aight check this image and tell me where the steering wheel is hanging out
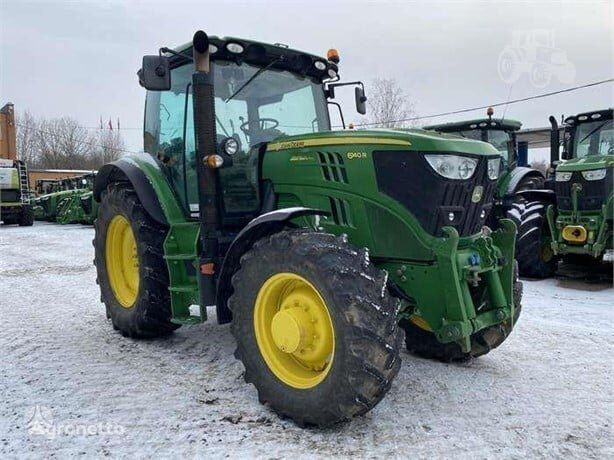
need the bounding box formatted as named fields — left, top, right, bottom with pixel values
left=240, top=118, right=279, bottom=135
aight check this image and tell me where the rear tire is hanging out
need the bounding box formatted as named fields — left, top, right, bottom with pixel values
left=229, top=230, right=403, bottom=427
left=508, top=201, right=557, bottom=278
left=401, top=263, right=523, bottom=362
left=94, top=183, right=179, bottom=338
left=18, top=205, right=34, bottom=226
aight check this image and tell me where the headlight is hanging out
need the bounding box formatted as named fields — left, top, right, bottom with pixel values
left=222, top=137, right=239, bottom=155
left=555, top=171, right=573, bottom=182
left=581, top=169, right=606, bottom=181
left=424, top=154, right=478, bottom=180
left=487, top=157, right=501, bottom=180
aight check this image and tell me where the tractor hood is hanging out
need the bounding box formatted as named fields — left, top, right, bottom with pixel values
left=556, top=154, right=614, bottom=172
left=266, top=128, right=501, bottom=157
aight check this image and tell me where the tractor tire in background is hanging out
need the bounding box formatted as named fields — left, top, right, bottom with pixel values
left=19, top=205, right=34, bottom=226
left=401, top=262, right=523, bottom=362
left=1, top=214, right=17, bottom=225
left=94, top=182, right=179, bottom=338
left=229, top=230, right=403, bottom=427
left=508, top=201, right=557, bottom=278
left=516, top=175, right=544, bottom=195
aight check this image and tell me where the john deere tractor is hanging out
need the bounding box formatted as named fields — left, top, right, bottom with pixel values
left=94, top=31, right=522, bottom=427
left=35, top=174, right=96, bottom=223
left=55, top=172, right=98, bottom=224
left=0, top=158, right=34, bottom=226
left=509, top=108, right=613, bottom=277
left=425, top=108, right=545, bottom=224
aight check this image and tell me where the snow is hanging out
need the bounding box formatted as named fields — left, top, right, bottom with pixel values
left=1, top=222, right=612, bottom=458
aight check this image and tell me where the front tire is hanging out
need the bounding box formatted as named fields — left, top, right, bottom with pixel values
left=508, top=201, right=557, bottom=278
left=229, top=230, right=403, bottom=427
left=94, top=183, right=179, bottom=338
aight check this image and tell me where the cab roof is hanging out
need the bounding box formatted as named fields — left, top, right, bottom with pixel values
left=424, top=118, right=522, bottom=132
left=564, top=108, right=613, bottom=126
left=167, top=35, right=338, bottom=83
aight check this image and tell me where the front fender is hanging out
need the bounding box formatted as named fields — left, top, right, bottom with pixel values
left=215, top=207, right=327, bottom=324
left=504, top=167, right=545, bottom=197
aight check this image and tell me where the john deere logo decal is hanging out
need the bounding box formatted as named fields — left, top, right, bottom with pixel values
left=471, top=186, right=483, bottom=203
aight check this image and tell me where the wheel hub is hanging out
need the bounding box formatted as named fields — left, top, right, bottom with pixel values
left=254, top=273, right=335, bottom=389
left=105, top=214, right=139, bottom=308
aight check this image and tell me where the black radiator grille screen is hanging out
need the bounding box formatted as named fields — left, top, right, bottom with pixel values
left=555, top=169, right=612, bottom=211
left=373, top=151, right=496, bottom=237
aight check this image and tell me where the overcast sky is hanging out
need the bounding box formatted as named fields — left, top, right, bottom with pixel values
left=1, top=0, right=612, bottom=161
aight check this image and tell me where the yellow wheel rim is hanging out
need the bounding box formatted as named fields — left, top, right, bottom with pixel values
left=105, top=215, right=139, bottom=308
left=254, top=273, right=334, bottom=389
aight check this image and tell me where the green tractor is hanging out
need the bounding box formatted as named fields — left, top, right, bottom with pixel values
left=94, top=31, right=522, bottom=427
left=56, top=172, right=98, bottom=224
left=0, top=159, right=34, bottom=226
left=424, top=108, right=545, bottom=224
left=509, top=108, right=613, bottom=277
left=35, top=174, right=95, bottom=223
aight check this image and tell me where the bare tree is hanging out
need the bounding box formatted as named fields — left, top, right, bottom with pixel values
left=366, top=78, right=417, bottom=128
left=90, top=130, right=125, bottom=167
left=36, top=117, right=94, bottom=169
left=15, top=111, right=41, bottom=167
left=16, top=111, right=125, bottom=170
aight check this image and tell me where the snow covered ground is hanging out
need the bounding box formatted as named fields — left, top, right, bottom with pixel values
left=1, top=222, right=612, bottom=458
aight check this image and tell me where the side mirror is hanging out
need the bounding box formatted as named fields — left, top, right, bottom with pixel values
left=355, top=87, right=367, bottom=115
left=138, top=55, right=171, bottom=91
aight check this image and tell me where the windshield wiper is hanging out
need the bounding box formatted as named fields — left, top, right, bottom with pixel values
left=225, top=57, right=283, bottom=103
left=579, top=121, right=608, bottom=145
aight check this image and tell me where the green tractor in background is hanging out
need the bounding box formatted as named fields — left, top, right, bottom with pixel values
left=0, top=159, right=34, bottom=226
left=35, top=173, right=96, bottom=223
left=424, top=108, right=545, bottom=225
left=93, top=31, right=522, bottom=427
left=55, top=172, right=97, bottom=224
left=509, top=108, right=613, bottom=278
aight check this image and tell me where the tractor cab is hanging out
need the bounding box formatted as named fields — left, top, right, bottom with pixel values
left=424, top=109, right=522, bottom=167
left=141, top=36, right=363, bottom=224
left=561, top=109, right=613, bottom=161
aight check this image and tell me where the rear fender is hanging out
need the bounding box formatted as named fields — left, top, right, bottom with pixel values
left=94, top=154, right=185, bottom=225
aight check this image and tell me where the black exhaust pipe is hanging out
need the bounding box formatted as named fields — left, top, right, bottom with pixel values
left=549, top=115, right=559, bottom=166
left=192, top=30, right=219, bottom=306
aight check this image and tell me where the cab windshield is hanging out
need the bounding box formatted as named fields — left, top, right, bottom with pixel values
left=212, top=60, right=331, bottom=148
left=572, top=120, right=613, bottom=158
left=456, top=129, right=511, bottom=161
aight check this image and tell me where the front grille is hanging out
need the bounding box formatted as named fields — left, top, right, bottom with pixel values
left=373, top=151, right=496, bottom=237
left=0, top=190, right=20, bottom=203
left=555, top=169, right=612, bottom=211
